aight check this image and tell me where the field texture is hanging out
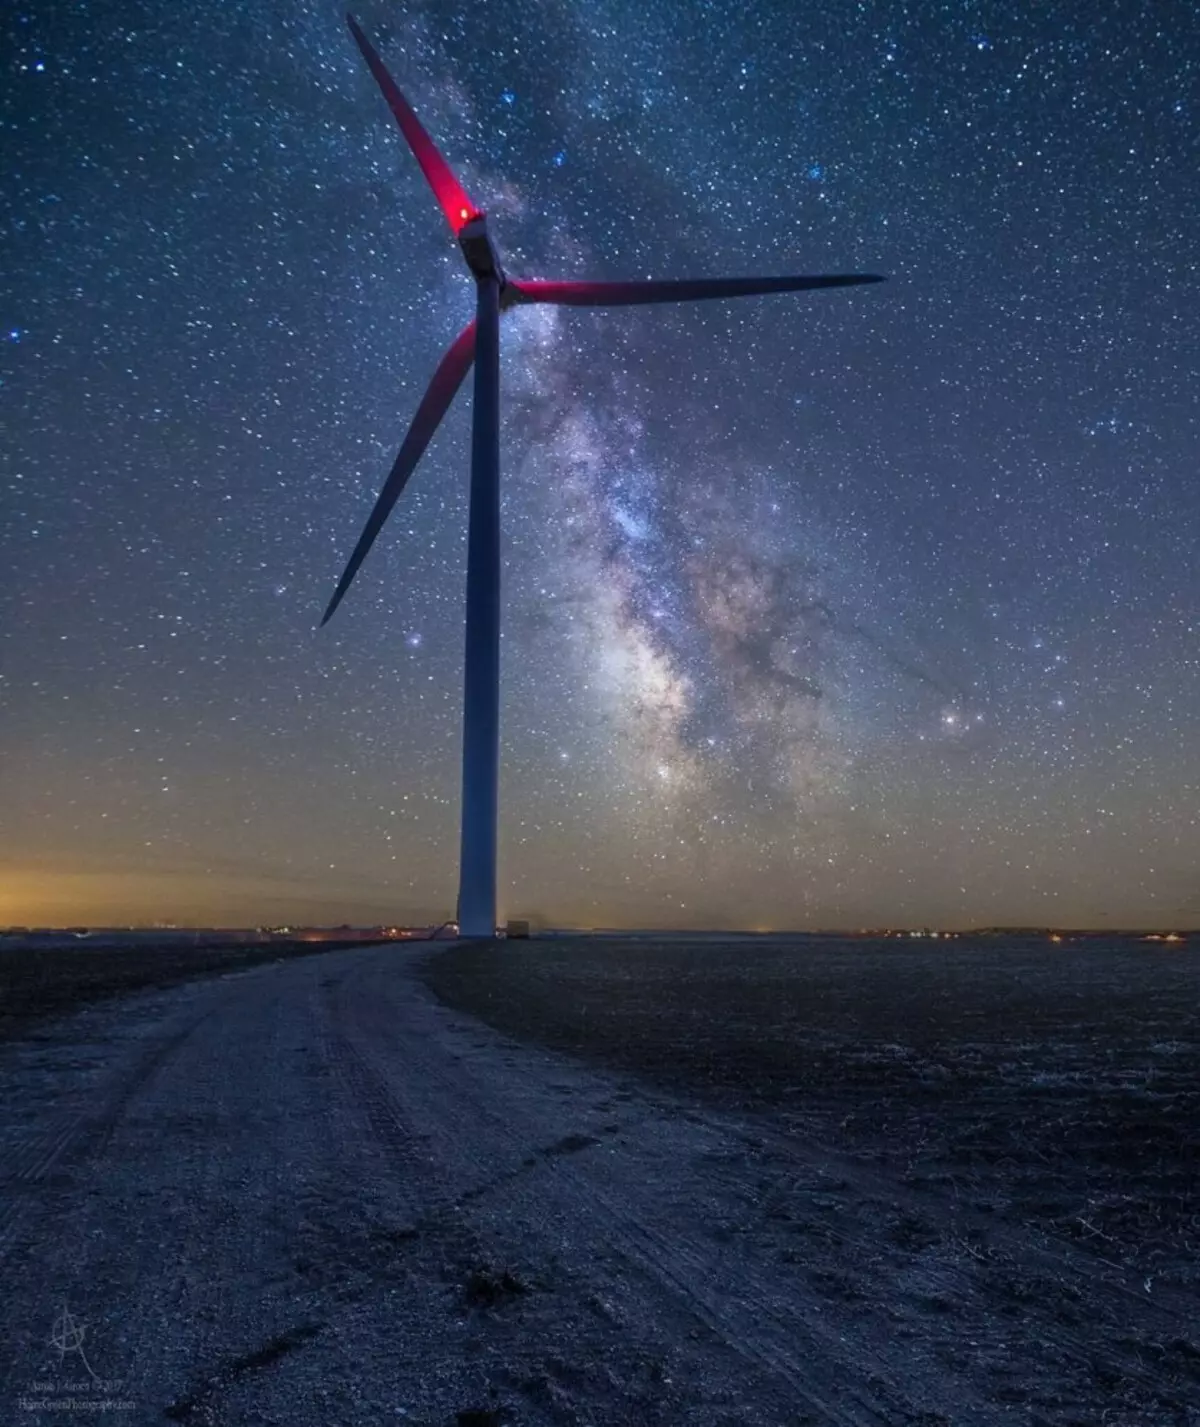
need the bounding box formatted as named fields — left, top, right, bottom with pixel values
left=0, top=935, right=1196, bottom=1424
left=0, top=939, right=379, bottom=1042
left=427, top=934, right=1200, bottom=1418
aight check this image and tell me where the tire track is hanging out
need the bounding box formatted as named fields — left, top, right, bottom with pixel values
left=724, top=1110, right=1196, bottom=1319
left=355, top=947, right=1199, bottom=1424
left=314, top=965, right=497, bottom=1272
left=0, top=956, right=360, bottom=1423
left=336, top=950, right=955, bottom=1427
left=685, top=1109, right=1200, bottom=1407
left=0, top=998, right=220, bottom=1263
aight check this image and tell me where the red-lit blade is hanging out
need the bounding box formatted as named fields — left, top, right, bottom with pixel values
left=346, top=14, right=479, bottom=234
left=322, top=322, right=476, bottom=625
left=509, top=274, right=884, bottom=305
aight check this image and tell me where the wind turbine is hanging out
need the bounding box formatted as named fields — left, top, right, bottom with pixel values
left=323, top=13, right=884, bottom=938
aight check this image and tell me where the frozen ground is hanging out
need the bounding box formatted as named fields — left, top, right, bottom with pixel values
left=0, top=937, right=1197, bottom=1425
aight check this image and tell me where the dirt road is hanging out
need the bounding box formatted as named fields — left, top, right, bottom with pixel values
left=0, top=943, right=1194, bottom=1425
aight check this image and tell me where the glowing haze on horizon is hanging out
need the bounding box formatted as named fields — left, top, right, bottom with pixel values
left=3, top=0, right=1197, bottom=930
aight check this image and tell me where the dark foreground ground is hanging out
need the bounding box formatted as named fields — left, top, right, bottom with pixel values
left=426, top=936, right=1200, bottom=1276
left=427, top=935, right=1200, bottom=1416
left=0, top=935, right=1196, bottom=1426
left=0, top=939, right=386, bottom=1043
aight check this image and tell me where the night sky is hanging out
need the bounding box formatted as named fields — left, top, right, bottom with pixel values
left=3, top=0, right=1197, bottom=930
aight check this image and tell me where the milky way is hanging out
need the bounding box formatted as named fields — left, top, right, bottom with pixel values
left=3, top=0, right=1197, bottom=928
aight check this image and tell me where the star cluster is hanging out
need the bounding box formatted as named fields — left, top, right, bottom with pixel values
left=2, top=0, right=1197, bottom=928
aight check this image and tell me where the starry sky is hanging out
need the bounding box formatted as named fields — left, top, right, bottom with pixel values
left=3, top=0, right=1197, bottom=930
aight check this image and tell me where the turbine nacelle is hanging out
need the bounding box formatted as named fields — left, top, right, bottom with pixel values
left=457, top=215, right=506, bottom=284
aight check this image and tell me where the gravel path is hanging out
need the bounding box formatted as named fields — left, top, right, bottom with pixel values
left=0, top=942, right=1195, bottom=1425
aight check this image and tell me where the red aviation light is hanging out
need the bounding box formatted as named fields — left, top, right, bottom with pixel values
left=346, top=15, right=480, bottom=238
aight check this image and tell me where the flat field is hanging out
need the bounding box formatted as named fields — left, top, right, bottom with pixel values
left=426, top=936, right=1199, bottom=1265
left=0, top=935, right=1196, bottom=1424
left=427, top=934, right=1200, bottom=1411
left=0, top=938, right=380, bottom=1042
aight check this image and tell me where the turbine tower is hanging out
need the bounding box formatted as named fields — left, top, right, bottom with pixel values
left=323, top=13, right=885, bottom=938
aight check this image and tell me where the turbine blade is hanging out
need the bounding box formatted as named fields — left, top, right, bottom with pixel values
left=509, top=273, right=884, bottom=306
left=346, top=14, right=479, bottom=234
left=322, top=322, right=477, bottom=626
